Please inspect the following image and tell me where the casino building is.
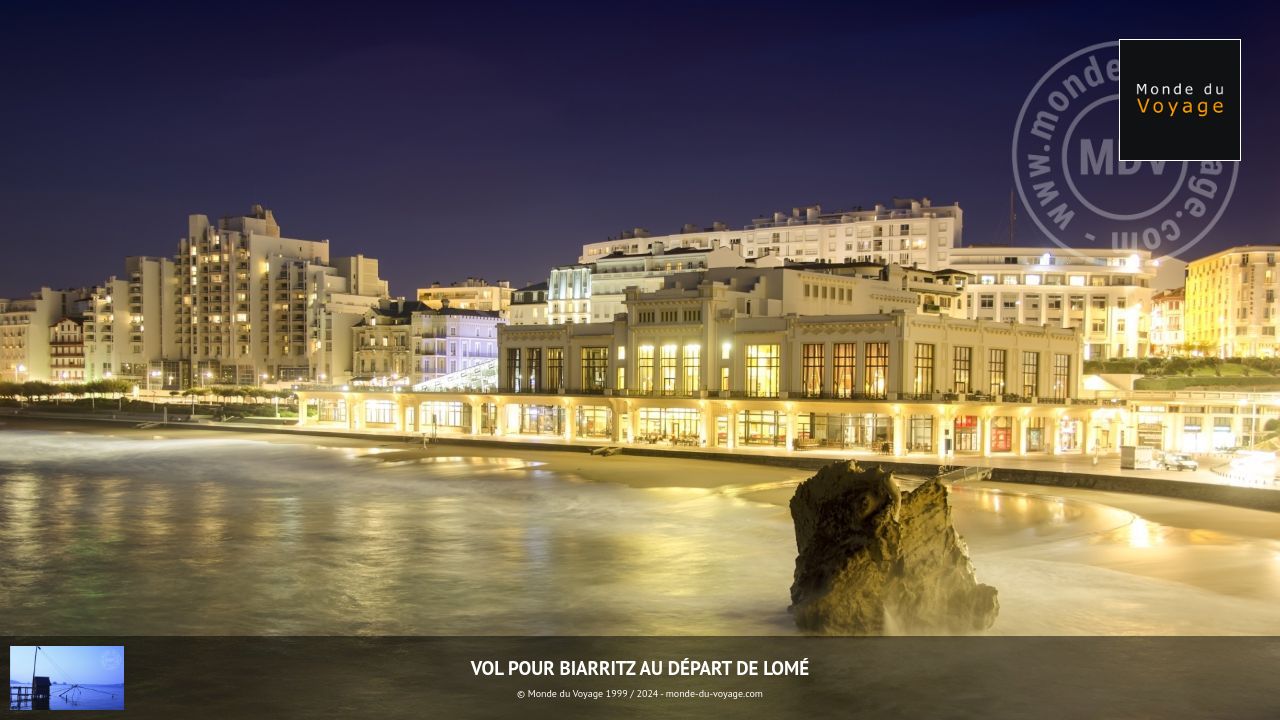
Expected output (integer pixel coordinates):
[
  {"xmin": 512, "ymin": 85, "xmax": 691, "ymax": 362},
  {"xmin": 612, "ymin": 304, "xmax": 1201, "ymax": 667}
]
[{"xmin": 298, "ymin": 267, "xmax": 1095, "ymax": 458}]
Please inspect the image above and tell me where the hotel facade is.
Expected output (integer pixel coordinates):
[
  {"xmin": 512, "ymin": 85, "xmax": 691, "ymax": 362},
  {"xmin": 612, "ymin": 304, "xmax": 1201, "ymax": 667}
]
[{"xmin": 1185, "ymin": 245, "xmax": 1280, "ymax": 357}]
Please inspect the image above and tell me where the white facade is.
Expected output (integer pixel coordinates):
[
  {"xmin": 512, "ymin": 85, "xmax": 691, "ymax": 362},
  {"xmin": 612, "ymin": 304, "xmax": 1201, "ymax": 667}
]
[
  {"xmin": 352, "ymin": 299, "xmax": 501, "ymax": 386},
  {"xmin": 1149, "ymin": 288, "xmax": 1185, "ymax": 357},
  {"xmin": 417, "ymin": 278, "xmax": 512, "ymax": 318},
  {"xmin": 0, "ymin": 288, "xmax": 86, "ymax": 382},
  {"xmin": 580, "ymin": 198, "xmax": 963, "ymax": 270},
  {"xmin": 83, "ymin": 256, "xmax": 179, "ymax": 385},
  {"xmin": 508, "ymin": 282, "xmax": 549, "ymax": 326},
  {"xmin": 175, "ymin": 206, "xmax": 388, "ymax": 385},
  {"xmin": 948, "ymin": 247, "xmax": 1186, "ymax": 360}
]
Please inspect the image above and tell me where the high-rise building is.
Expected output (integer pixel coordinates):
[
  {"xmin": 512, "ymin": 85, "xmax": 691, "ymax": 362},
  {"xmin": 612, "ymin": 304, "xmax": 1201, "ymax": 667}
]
[
  {"xmin": 1185, "ymin": 245, "xmax": 1280, "ymax": 357},
  {"xmin": 175, "ymin": 205, "xmax": 388, "ymax": 385},
  {"xmin": 83, "ymin": 256, "xmax": 179, "ymax": 385}
]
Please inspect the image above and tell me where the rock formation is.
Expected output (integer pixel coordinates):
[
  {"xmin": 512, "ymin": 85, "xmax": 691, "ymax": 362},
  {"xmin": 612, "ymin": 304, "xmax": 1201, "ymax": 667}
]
[{"xmin": 789, "ymin": 461, "xmax": 998, "ymax": 635}]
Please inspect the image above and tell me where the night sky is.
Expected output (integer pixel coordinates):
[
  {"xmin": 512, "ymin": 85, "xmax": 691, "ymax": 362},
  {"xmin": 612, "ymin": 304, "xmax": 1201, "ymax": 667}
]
[{"xmin": 2, "ymin": 1, "xmax": 1277, "ymax": 299}]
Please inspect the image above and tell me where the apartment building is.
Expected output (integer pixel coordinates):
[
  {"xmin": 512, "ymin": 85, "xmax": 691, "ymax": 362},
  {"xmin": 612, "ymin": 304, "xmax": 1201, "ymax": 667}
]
[
  {"xmin": 1149, "ymin": 288, "xmax": 1186, "ymax": 357},
  {"xmin": 417, "ymin": 278, "xmax": 512, "ymax": 317},
  {"xmin": 508, "ymin": 282, "xmax": 549, "ymax": 326},
  {"xmin": 579, "ymin": 198, "xmax": 963, "ymax": 270},
  {"xmin": 48, "ymin": 317, "xmax": 86, "ymax": 382},
  {"xmin": 176, "ymin": 206, "xmax": 388, "ymax": 386},
  {"xmin": 0, "ymin": 288, "xmax": 88, "ymax": 382},
  {"xmin": 949, "ymin": 247, "xmax": 1186, "ymax": 360},
  {"xmin": 351, "ymin": 298, "xmax": 500, "ymax": 386},
  {"xmin": 1185, "ymin": 245, "xmax": 1280, "ymax": 357},
  {"xmin": 82, "ymin": 256, "xmax": 179, "ymax": 385}
]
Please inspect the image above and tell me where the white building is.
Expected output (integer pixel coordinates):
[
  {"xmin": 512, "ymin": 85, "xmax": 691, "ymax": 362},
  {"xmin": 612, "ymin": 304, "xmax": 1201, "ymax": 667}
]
[
  {"xmin": 948, "ymin": 247, "xmax": 1186, "ymax": 360},
  {"xmin": 175, "ymin": 205, "xmax": 389, "ymax": 386},
  {"xmin": 83, "ymin": 256, "xmax": 180, "ymax": 386},
  {"xmin": 48, "ymin": 316, "xmax": 86, "ymax": 383},
  {"xmin": 508, "ymin": 282, "xmax": 549, "ymax": 326},
  {"xmin": 580, "ymin": 198, "xmax": 963, "ymax": 270},
  {"xmin": 352, "ymin": 298, "xmax": 500, "ymax": 386},
  {"xmin": 1149, "ymin": 288, "xmax": 1185, "ymax": 357},
  {"xmin": 489, "ymin": 267, "xmax": 1083, "ymax": 455},
  {"xmin": 0, "ymin": 288, "xmax": 88, "ymax": 382},
  {"xmin": 417, "ymin": 278, "xmax": 512, "ymax": 318}
]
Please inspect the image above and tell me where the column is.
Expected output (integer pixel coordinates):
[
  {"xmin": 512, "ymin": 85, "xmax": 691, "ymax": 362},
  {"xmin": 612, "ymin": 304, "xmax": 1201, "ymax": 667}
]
[
  {"xmin": 349, "ymin": 400, "xmax": 361, "ymax": 431},
  {"xmin": 702, "ymin": 407, "xmax": 715, "ymax": 447},
  {"xmin": 470, "ymin": 402, "xmax": 481, "ymax": 435},
  {"xmin": 1017, "ymin": 416, "xmax": 1029, "ymax": 456},
  {"xmin": 785, "ymin": 411, "xmax": 797, "ymax": 451},
  {"xmin": 296, "ymin": 395, "xmax": 309, "ymax": 426},
  {"xmin": 628, "ymin": 407, "xmax": 640, "ymax": 445},
  {"xmin": 495, "ymin": 401, "xmax": 507, "ymax": 436},
  {"xmin": 612, "ymin": 402, "xmax": 625, "ymax": 443},
  {"xmin": 933, "ymin": 410, "xmax": 946, "ymax": 459},
  {"xmin": 892, "ymin": 414, "xmax": 904, "ymax": 457},
  {"xmin": 726, "ymin": 411, "xmax": 737, "ymax": 450},
  {"xmin": 564, "ymin": 401, "xmax": 575, "ymax": 442},
  {"xmin": 981, "ymin": 416, "xmax": 992, "ymax": 457},
  {"xmin": 1048, "ymin": 415, "xmax": 1060, "ymax": 455}
]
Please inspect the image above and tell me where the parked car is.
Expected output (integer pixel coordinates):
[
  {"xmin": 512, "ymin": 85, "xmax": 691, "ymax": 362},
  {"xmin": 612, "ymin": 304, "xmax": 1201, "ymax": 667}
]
[{"xmin": 1161, "ymin": 453, "xmax": 1199, "ymax": 472}]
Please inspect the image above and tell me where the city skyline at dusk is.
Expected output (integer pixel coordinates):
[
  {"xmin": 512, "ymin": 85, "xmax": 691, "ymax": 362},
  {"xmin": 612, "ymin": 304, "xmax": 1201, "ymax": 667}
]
[{"xmin": 2, "ymin": 1, "xmax": 1278, "ymax": 299}]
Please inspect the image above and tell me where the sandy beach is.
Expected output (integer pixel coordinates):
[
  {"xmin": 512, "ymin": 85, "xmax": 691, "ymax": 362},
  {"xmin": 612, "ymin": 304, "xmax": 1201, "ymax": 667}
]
[{"xmin": 4, "ymin": 415, "xmax": 1278, "ymax": 542}]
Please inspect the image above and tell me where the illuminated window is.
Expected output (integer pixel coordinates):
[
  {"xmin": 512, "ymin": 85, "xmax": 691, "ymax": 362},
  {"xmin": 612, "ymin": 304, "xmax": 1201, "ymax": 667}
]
[
  {"xmin": 637, "ymin": 345, "xmax": 654, "ymax": 393},
  {"xmin": 744, "ymin": 344, "xmax": 781, "ymax": 398},
  {"xmin": 682, "ymin": 344, "xmax": 701, "ymax": 393},
  {"xmin": 864, "ymin": 342, "xmax": 888, "ymax": 398}
]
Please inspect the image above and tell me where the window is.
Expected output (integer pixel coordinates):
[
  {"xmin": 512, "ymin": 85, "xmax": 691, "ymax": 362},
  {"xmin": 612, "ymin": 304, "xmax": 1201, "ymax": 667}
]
[
  {"xmin": 1052, "ymin": 353, "xmax": 1071, "ymax": 400},
  {"xmin": 580, "ymin": 347, "xmax": 608, "ymax": 391},
  {"xmin": 547, "ymin": 348, "xmax": 563, "ymax": 390},
  {"xmin": 682, "ymin": 344, "xmax": 701, "ymax": 393},
  {"xmin": 1022, "ymin": 351, "xmax": 1040, "ymax": 397},
  {"xmin": 953, "ymin": 346, "xmax": 972, "ymax": 393},
  {"xmin": 525, "ymin": 347, "xmax": 541, "ymax": 392},
  {"xmin": 745, "ymin": 344, "xmax": 781, "ymax": 397},
  {"xmin": 365, "ymin": 400, "xmax": 394, "ymax": 425},
  {"xmin": 980, "ymin": 295, "xmax": 995, "ymax": 309},
  {"xmin": 637, "ymin": 345, "xmax": 654, "ymax": 393},
  {"xmin": 506, "ymin": 348, "xmax": 522, "ymax": 391},
  {"xmin": 988, "ymin": 349, "xmax": 1007, "ymax": 396},
  {"xmin": 913, "ymin": 343, "xmax": 935, "ymax": 394},
  {"xmin": 864, "ymin": 342, "xmax": 889, "ymax": 398},
  {"xmin": 802, "ymin": 343, "xmax": 824, "ymax": 396},
  {"xmin": 659, "ymin": 344, "xmax": 678, "ymax": 394}
]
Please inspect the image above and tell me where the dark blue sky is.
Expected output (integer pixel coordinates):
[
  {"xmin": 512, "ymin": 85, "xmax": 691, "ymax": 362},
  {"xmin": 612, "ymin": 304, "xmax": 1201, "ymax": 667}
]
[{"xmin": 1, "ymin": 1, "xmax": 1277, "ymax": 298}]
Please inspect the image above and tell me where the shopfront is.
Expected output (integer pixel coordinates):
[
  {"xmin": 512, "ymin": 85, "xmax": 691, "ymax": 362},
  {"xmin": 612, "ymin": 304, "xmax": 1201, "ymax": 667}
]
[
  {"xmin": 576, "ymin": 405, "xmax": 613, "ymax": 439},
  {"xmin": 639, "ymin": 408, "xmax": 701, "ymax": 444},
  {"xmin": 737, "ymin": 410, "xmax": 785, "ymax": 447}
]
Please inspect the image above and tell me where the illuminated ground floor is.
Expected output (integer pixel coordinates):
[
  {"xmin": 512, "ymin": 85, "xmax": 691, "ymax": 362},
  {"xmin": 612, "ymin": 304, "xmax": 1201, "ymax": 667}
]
[{"xmin": 295, "ymin": 390, "xmax": 1115, "ymax": 458}]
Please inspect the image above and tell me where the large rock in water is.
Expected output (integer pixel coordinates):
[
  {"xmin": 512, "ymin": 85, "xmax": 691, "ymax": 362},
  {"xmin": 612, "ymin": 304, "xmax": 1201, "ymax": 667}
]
[{"xmin": 789, "ymin": 461, "xmax": 998, "ymax": 635}]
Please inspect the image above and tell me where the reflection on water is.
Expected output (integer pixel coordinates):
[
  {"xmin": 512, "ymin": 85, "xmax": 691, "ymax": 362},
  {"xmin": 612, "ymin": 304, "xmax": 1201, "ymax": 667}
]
[
  {"xmin": 1, "ymin": 429, "xmax": 1279, "ymax": 636},
  {"xmin": 0, "ymin": 430, "xmax": 795, "ymax": 636}
]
